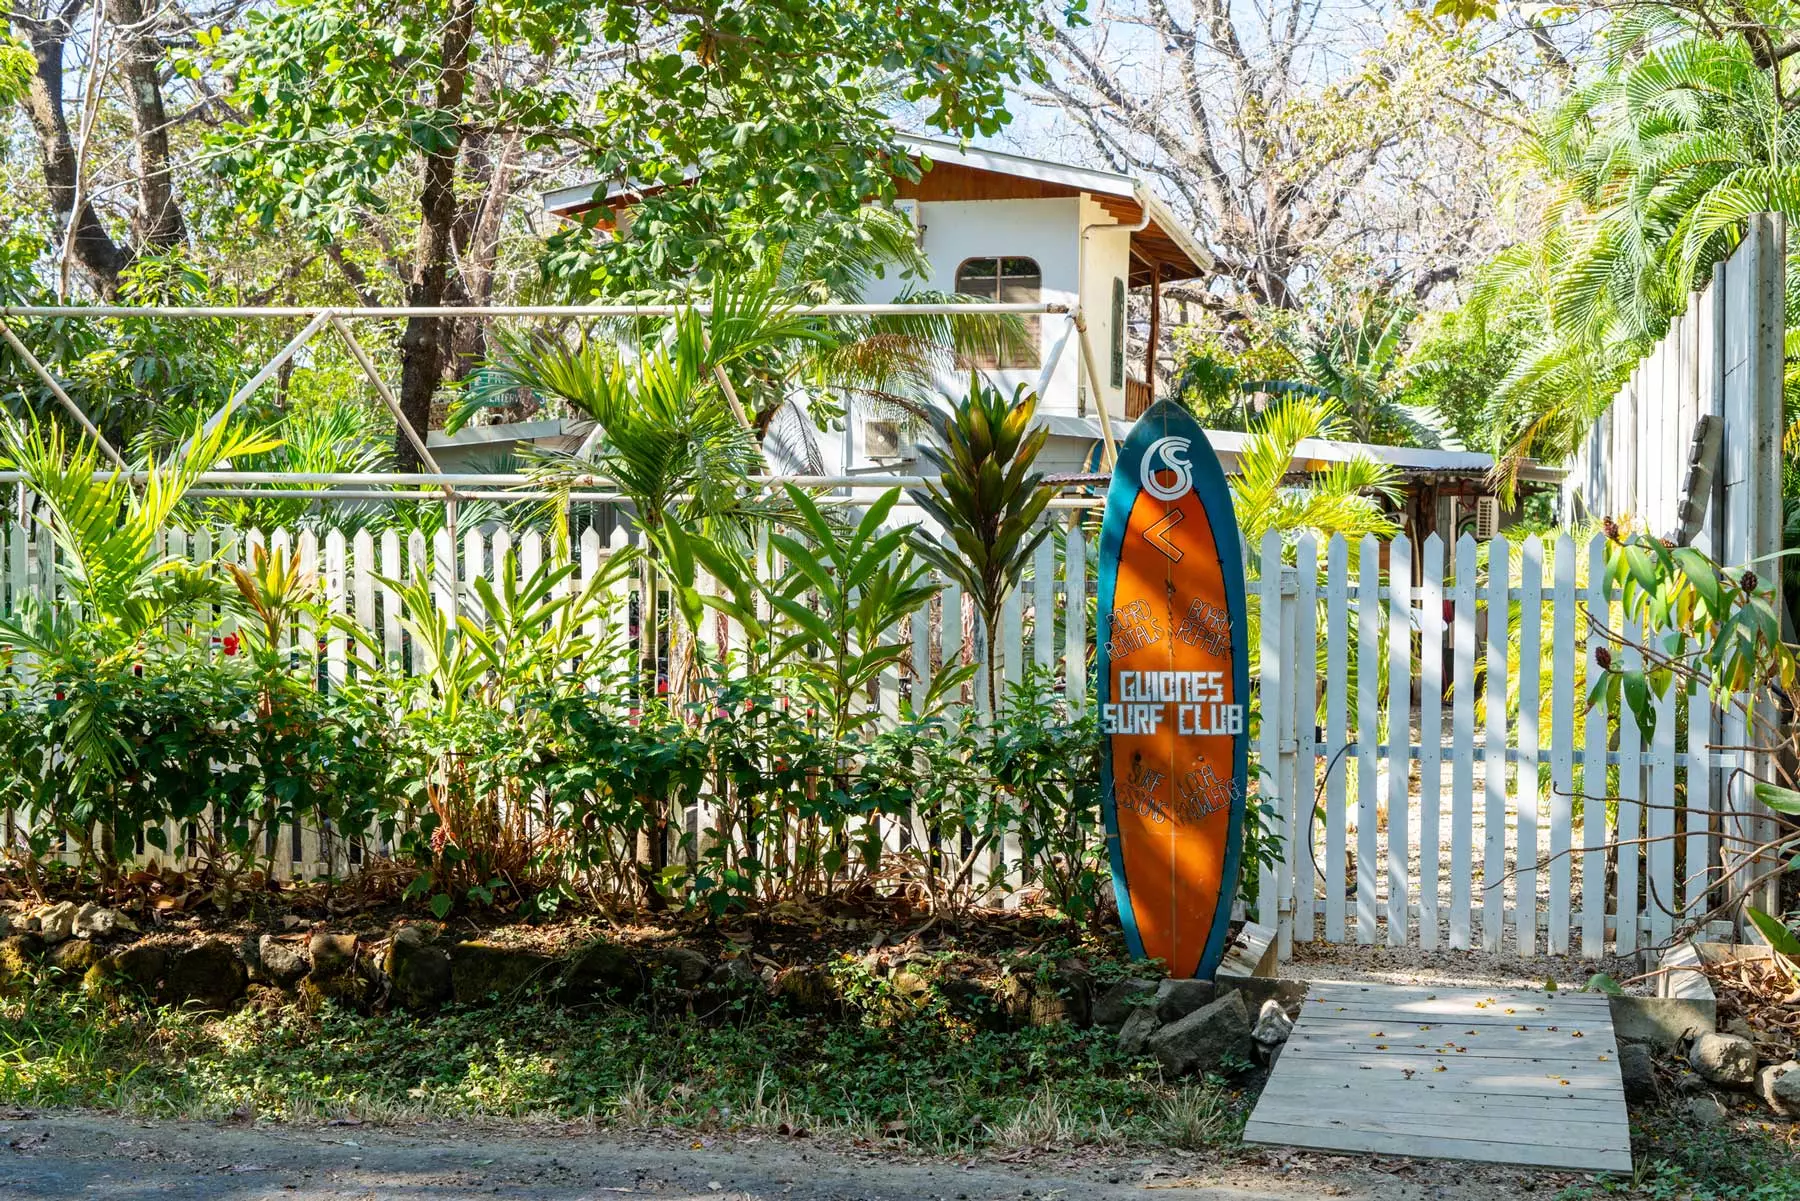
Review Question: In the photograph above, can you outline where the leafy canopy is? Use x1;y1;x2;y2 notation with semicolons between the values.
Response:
203;0;1065;290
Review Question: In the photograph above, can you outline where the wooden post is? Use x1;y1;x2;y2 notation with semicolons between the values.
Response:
1145;261;1161;406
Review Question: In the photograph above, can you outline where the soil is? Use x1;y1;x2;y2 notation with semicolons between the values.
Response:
0;1110;1615;1201
0;871;1128;979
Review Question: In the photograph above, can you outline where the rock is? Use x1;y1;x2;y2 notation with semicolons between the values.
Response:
707;955;759;990
0;934;43;996
1688;1032;1757;1088
1672;1067;1708;1095
1118;1006;1160;1057
307;932;358;979
37;902;77;946
48;939;104;979
0;912;9;937
1682;1093;1729;1127
384;926;452;1010
243;985;288;1015
1619;1043;1657;1104
1093;979;1156;1031
1154;978;1217;1024
72;903;135;941
558;941;643;1005
1251;998;1294;1048
773;966;839;1016
934;975;1000;1027
1755;1060;1800;1118
1148;989;1252;1077
1034;961;1093;1028
83;944;167;1002
1723;1016;1757;1042
449;941;556;1004
255;936;309;989
164;939;248;1011
886;969;933;1018
653;947;712;991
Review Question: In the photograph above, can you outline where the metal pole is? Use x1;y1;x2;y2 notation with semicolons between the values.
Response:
0;302;1069;320
1073;311;1120;470
188;309;336;449
326;313;447;477
0;317;129;469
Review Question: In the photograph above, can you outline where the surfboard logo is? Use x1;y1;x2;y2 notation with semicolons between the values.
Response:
1140;435;1193;501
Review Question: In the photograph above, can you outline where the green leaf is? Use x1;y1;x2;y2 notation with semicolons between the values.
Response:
1746;907;1800;958
429;893;453;919
1752;782;1800;815
1581;972;1624;996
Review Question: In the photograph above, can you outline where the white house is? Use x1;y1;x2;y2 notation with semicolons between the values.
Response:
528;134;1214;477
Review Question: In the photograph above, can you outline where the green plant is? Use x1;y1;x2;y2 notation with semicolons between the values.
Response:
983;667;1106;924
342;544;631;914
909;375;1054;720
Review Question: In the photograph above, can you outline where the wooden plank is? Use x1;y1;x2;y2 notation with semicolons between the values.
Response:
1256;1060;1629;1104
1483;536;1510;953
1324;535;1349;943
1686;672;1715;913
1252;1084;1626;1121
1386;534;1412;945
1292;533;1318;946
1516;536;1542;956
1582;536;1609;956
1617;611;1643;956
1064;520;1086;714
1284;1033;1619;1060
1451;535;1477;950
1648;614;1678;944
1548;535;1576;953
324;530;347;690
352;531;375;681
1259;530;1284;927
1001;579;1023;705
1417;534;1444;952
1032;536;1055;681
1247;1102;1627;1144
1356;535;1380;943
379;529;403;671
1241;1120;1632;1172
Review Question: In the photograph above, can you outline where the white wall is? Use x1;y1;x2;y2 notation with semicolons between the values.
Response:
861;196;1082;414
1078;194;1132;423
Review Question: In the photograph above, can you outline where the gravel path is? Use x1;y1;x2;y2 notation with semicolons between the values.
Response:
0;1111;1608;1200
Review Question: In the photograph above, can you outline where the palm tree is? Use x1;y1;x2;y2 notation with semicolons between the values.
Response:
1229;395;1402;563
1476;14;1800;482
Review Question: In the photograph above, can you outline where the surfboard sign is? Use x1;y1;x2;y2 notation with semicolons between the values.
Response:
1096;399;1249;980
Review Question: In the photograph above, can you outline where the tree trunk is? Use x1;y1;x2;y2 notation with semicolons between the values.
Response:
16;1;132;294
394;0;476;470
106;0;185;251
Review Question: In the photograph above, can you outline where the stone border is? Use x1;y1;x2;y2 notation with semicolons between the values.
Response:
1606;940;1717;1049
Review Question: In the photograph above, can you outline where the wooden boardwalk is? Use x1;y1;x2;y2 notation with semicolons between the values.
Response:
1244;981;1632;1172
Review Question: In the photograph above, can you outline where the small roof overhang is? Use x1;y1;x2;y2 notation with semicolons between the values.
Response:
1035;415;1566;485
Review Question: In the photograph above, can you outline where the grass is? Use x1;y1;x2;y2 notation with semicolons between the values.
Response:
1556;1107;1800;1201
0;977;1249;1155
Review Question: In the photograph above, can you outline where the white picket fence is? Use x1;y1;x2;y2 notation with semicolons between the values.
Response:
0;507;1759;961
1252;527;1752;964
0;513;1097;888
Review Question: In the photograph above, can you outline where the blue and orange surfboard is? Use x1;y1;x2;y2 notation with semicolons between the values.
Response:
1096;399;1249;980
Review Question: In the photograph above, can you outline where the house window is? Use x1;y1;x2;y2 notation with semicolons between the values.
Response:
1110;278;1126;389
954;257;1041;369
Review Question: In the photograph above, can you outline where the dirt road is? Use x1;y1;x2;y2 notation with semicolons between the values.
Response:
0;1111;1595;1200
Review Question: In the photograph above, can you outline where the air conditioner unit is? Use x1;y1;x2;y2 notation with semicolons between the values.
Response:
1475;495;1501;541
863;419;915;462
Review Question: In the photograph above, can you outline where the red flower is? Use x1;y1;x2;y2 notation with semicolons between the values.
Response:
222;633;241;657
